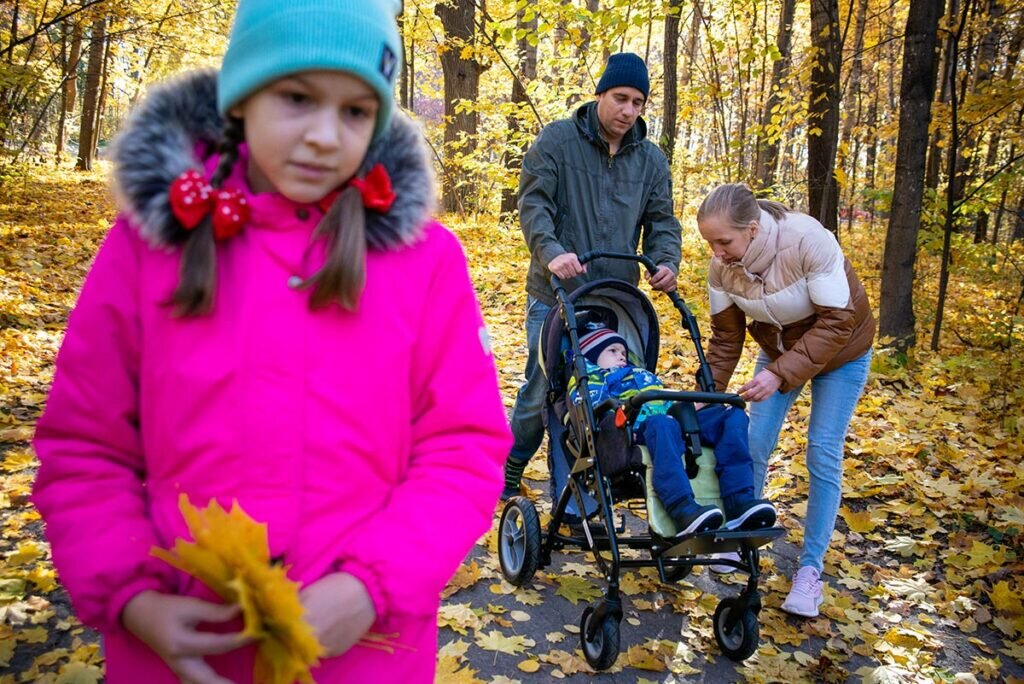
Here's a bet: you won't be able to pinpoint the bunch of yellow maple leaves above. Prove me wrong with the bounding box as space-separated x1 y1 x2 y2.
151 495 323 684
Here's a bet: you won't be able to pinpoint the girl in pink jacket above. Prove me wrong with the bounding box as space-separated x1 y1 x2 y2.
32 1 511 682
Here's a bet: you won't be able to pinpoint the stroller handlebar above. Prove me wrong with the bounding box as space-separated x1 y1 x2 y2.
578 251 658 274
626 389 746 411
551 251 719 395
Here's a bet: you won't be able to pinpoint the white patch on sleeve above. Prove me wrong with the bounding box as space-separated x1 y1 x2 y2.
806 247 850 308
708 284 735 315
479 325 493 356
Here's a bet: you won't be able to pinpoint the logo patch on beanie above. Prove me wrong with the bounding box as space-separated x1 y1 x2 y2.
380 45 397 83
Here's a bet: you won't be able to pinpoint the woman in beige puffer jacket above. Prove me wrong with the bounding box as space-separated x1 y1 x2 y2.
696 183 874 619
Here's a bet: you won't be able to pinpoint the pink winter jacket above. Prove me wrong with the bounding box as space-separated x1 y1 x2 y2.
32 71 511 683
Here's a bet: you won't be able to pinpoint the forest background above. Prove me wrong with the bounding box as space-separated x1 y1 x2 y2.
1 0 1023 681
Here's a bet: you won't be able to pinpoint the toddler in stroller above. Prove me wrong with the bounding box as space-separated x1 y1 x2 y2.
498 252 784 669
572 326 776 537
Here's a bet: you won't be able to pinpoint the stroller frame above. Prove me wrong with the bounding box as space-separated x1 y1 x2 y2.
498 252 783 669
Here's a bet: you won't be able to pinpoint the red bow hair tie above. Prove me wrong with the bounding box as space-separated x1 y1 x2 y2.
349 164 395 212
314 164 396 214
169 170 251 241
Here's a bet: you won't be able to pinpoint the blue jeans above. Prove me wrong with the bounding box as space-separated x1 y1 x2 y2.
639 407 757 519
508 295 551 462
508 296 595 518
748 349 871 572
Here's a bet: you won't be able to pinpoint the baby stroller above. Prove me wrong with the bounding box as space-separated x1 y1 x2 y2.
497 252 783 669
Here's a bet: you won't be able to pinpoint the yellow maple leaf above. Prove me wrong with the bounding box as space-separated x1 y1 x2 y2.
473 629 535 655
152 495 322 684
442 561 482 599
626 643 667 671
553 575 602 604
990 581 1024 616
839 507 877 534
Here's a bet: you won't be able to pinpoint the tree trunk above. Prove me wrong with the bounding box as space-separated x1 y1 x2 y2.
398 1 409 110
839 0 868 209
661 0 682 162
93 28 112 161
409 7 418 114
932 0 977 350
925 0 956 191
969 0 1004 242
678 0 704 154
56 18 83 161
500 4 538 217
807 0 842 234
754 0 795 187
435 0 483 214
864 74 879 216
878 0 942 352
1012 194 1024 241
76 14 105 171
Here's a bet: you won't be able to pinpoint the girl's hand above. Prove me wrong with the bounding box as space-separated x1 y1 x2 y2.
300 572 376 658
121 590 249 684
739 369 783 402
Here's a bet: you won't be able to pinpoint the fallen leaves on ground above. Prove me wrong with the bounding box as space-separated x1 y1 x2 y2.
0 166 1022 682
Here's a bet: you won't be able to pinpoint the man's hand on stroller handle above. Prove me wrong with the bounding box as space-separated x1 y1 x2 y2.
548 253 587 279
645 264 677 293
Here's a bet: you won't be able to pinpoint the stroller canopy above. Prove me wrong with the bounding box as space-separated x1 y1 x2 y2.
538 279 660 387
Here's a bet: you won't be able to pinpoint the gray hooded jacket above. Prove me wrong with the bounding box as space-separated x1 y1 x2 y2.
518 101 681 304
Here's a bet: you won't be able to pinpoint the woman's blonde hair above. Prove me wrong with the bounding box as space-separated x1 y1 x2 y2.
172 117 366 316
696 182 789 231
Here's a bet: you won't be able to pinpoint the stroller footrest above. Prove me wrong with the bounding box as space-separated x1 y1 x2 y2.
660 527 785 557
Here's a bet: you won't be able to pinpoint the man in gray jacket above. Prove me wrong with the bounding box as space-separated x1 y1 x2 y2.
503 53 682 511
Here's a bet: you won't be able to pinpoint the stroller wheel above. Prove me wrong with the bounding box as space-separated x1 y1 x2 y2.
497 497 541 586
713 597 759 661
579 605 620 670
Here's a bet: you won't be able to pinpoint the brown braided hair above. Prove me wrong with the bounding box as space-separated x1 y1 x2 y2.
301 186 367 311
171 116 369 315
171 116 245 316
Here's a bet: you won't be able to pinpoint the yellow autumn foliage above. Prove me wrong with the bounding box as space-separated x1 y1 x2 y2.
151 495 323 684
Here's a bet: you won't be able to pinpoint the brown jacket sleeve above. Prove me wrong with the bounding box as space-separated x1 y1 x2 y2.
764 301 857 392
705 263 747 392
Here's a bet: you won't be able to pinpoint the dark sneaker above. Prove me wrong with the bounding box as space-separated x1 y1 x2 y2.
501 482 524 501
725 499 777 531
671 505 724 539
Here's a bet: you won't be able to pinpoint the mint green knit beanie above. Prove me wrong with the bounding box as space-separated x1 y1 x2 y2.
218 0 402 139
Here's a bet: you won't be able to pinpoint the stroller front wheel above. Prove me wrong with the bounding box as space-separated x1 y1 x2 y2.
497 497 541 586
713 597 759 661
580 605 620 670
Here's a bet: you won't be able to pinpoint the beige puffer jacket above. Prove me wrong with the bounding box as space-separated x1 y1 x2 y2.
705 210 875 393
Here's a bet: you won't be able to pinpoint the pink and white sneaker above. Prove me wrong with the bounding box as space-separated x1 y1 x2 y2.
781 566 824 617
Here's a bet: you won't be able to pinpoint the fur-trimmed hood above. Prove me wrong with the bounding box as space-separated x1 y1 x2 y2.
110 69 436 251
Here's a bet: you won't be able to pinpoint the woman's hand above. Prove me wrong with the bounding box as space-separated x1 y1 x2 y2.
739 369 783 402
299 572 377 658
121 590 249 684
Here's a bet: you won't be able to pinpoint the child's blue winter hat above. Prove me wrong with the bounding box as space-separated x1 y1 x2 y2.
595 52 650 99
218 0 403 140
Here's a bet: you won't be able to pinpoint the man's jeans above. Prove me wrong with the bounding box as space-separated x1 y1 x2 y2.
507 295 595 518
508 295 551 462
748 349 872 572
